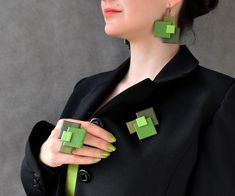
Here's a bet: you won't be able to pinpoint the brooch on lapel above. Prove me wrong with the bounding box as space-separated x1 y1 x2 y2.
126 107 159 140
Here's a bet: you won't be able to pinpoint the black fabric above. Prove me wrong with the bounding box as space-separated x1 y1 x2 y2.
21 45 235 196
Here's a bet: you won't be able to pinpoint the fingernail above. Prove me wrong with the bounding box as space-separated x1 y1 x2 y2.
101 151 110 158
93 157 101 163
108 134 117 142
107 144 116 152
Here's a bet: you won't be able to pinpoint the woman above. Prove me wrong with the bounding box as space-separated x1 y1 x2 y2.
21 0 235 195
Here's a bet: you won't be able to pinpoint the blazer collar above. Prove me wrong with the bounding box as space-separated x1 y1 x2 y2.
117 44 199 84
95 44 200 90
153 44 199 83
72 44 199 120
98 45 199 84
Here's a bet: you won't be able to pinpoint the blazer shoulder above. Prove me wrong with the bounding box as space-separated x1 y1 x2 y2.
74 58 129 89
72 70 112 93
196 65 235 89
198 65 235 81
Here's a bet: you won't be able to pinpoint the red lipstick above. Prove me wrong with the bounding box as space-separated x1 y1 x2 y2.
104 8 122 16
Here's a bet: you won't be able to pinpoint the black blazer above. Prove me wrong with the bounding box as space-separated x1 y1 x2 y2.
21 45 235 196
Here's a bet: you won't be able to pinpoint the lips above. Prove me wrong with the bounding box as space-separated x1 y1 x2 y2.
104 8 122 16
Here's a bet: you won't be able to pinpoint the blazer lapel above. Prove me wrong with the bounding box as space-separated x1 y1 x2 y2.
154 45 199 83
72 58 130 120
92 45 199 118
71 45 199 120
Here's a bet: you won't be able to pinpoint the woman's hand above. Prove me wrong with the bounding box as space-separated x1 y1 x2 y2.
39 119 117 167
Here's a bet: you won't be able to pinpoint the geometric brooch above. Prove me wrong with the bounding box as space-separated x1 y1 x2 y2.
126 107 159 140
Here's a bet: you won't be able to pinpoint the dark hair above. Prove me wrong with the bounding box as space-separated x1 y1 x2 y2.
178 0 219 33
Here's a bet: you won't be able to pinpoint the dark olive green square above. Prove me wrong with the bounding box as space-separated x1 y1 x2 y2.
162 27 180 44
59 145 73 154
126 120 136 134
59 120 81 138
136 107 159 125
163 16 176 25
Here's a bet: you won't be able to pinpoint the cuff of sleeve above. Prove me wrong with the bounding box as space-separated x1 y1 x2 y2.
25 120 60 176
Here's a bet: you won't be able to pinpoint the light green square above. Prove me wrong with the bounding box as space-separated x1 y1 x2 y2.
134 117 158 140
154 21 171 38
136 116 148 127
61 131 73 142
126 120 136 134
166 25 175 34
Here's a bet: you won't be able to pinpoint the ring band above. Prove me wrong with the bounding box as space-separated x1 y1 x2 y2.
59 120 87 154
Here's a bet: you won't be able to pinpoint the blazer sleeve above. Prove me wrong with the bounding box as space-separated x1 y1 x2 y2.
187 82 235 196
20 120 60 196
20 77 87 195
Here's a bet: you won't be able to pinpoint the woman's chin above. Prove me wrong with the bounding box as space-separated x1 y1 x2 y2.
104 27 124 38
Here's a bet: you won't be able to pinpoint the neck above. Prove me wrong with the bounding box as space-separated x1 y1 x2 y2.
124 36 180 85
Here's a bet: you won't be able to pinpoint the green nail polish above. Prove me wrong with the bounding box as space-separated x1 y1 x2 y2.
107 144 116 152
101 151 110 158
108 134 117 142
93 157 101 163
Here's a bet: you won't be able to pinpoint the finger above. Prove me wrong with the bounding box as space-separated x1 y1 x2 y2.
82 121 116 143
50 119 66 138
57 119 117 143
60 118 84 125
60 153 102 165
84 133 116 152
72 146 110 159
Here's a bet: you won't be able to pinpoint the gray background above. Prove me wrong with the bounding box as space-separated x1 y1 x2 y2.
0 0 234 195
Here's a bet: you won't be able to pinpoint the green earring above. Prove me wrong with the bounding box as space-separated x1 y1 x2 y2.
154 13 180 44
124 39 130 49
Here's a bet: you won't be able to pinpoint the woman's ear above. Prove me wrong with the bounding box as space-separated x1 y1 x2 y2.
167 0 182 8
